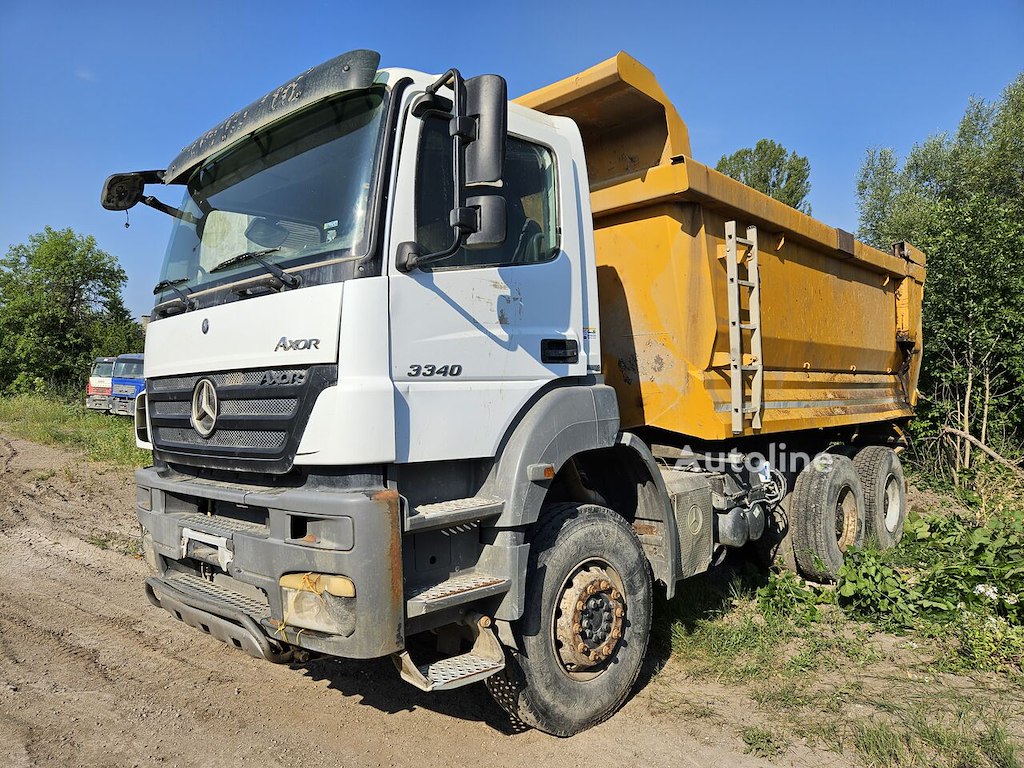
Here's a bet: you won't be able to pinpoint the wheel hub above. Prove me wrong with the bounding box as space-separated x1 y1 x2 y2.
556 565 626 670
883 474 902 533
835 487 858 550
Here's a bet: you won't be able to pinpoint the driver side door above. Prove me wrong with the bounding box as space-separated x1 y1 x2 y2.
388 106 586 463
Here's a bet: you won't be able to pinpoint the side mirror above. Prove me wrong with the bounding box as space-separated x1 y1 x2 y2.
465 195 506 248
464 75 507 185
100 170 164 211
397 195 506 272
396 69 508 273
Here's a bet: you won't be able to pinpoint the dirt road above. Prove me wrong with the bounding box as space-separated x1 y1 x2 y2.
0 434 859 767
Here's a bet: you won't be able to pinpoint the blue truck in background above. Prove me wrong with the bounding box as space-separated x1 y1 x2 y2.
109 353 144 416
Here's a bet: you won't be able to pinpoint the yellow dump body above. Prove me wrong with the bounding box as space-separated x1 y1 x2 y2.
517 53 925 441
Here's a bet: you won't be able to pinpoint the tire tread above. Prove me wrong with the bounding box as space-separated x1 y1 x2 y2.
486 503 652 736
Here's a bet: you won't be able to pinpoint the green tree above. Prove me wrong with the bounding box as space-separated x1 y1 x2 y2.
856 75 1024 480
0 226 144 394
716 139 812 213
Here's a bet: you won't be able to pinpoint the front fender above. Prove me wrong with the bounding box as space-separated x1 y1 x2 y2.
487 382 619 529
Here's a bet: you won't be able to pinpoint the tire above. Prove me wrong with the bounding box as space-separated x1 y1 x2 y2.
791 454 866 582
851 446 907 549
486 502 652 736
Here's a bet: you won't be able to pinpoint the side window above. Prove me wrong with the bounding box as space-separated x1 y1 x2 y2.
414 119 559 269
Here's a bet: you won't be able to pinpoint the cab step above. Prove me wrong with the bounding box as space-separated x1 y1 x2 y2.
405 571 510 618
393 613 505 692
404 496 503 533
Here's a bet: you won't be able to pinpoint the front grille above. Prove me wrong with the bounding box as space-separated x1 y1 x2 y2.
158 427 287 450
112 384 137 396
147 364 337 474
150 398 297 418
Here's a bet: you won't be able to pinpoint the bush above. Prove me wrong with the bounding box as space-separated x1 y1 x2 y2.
756 569 827 626
837 506 1024 628
947 612 1024 674
836 548 920 628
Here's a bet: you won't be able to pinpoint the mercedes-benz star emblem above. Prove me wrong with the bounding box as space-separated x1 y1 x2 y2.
190 378 218 438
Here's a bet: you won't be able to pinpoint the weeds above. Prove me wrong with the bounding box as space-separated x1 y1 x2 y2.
0 393 148 468
834 502 1024 676
85 531 141 558
663 562 798 682
663 542 1023 765
945 612 1024 675
981 722 1021 768
852 719 907 767
741 725 787 758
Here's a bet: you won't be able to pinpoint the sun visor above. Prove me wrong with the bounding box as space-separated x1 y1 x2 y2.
164 49 381 183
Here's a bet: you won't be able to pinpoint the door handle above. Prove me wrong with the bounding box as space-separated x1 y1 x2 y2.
541 338 579 364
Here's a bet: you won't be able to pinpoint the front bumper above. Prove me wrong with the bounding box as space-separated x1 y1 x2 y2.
86 395 110 410
136 467 403 659
110 397 135 416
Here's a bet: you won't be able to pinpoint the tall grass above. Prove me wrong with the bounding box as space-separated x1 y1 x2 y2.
0 393 149 468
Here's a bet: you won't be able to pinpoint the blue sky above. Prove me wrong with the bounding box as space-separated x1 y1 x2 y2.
1 0 1021 318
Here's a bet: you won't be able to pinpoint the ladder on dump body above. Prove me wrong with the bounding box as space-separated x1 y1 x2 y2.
725 221 763 434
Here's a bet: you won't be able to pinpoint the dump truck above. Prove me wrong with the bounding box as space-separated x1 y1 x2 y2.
109 353 145 416
101 49 925 736
85 356 115 411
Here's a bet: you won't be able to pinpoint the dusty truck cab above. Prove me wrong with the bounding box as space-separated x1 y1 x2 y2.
109 353 145 416
104 49 924 736
85 356 115 411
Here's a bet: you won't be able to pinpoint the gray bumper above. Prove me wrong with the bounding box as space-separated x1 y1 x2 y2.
110 397 134 416
85 395 110 410
136 467 403 659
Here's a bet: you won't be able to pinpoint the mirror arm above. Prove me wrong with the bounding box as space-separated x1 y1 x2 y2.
397 68 474 273
140 196 198 225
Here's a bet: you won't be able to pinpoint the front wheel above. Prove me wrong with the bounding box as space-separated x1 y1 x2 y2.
486 503 652 736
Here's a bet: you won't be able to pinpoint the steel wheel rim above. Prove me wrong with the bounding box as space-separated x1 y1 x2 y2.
883 474 902 534
551 557 627 681
835 486 858 550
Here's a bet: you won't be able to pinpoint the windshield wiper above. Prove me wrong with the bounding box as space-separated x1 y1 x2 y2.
152 278 196 311
209 248 299 288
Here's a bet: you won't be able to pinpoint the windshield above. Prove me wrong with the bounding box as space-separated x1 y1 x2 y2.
92 362 113 378
114 360 144 378
156 87 387 301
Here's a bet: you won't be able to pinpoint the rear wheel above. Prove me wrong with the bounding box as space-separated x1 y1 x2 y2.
852 446 907 549
486 503 652 736
791 454 865 582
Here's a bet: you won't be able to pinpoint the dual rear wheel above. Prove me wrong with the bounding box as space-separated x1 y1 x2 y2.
791 446 907 582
